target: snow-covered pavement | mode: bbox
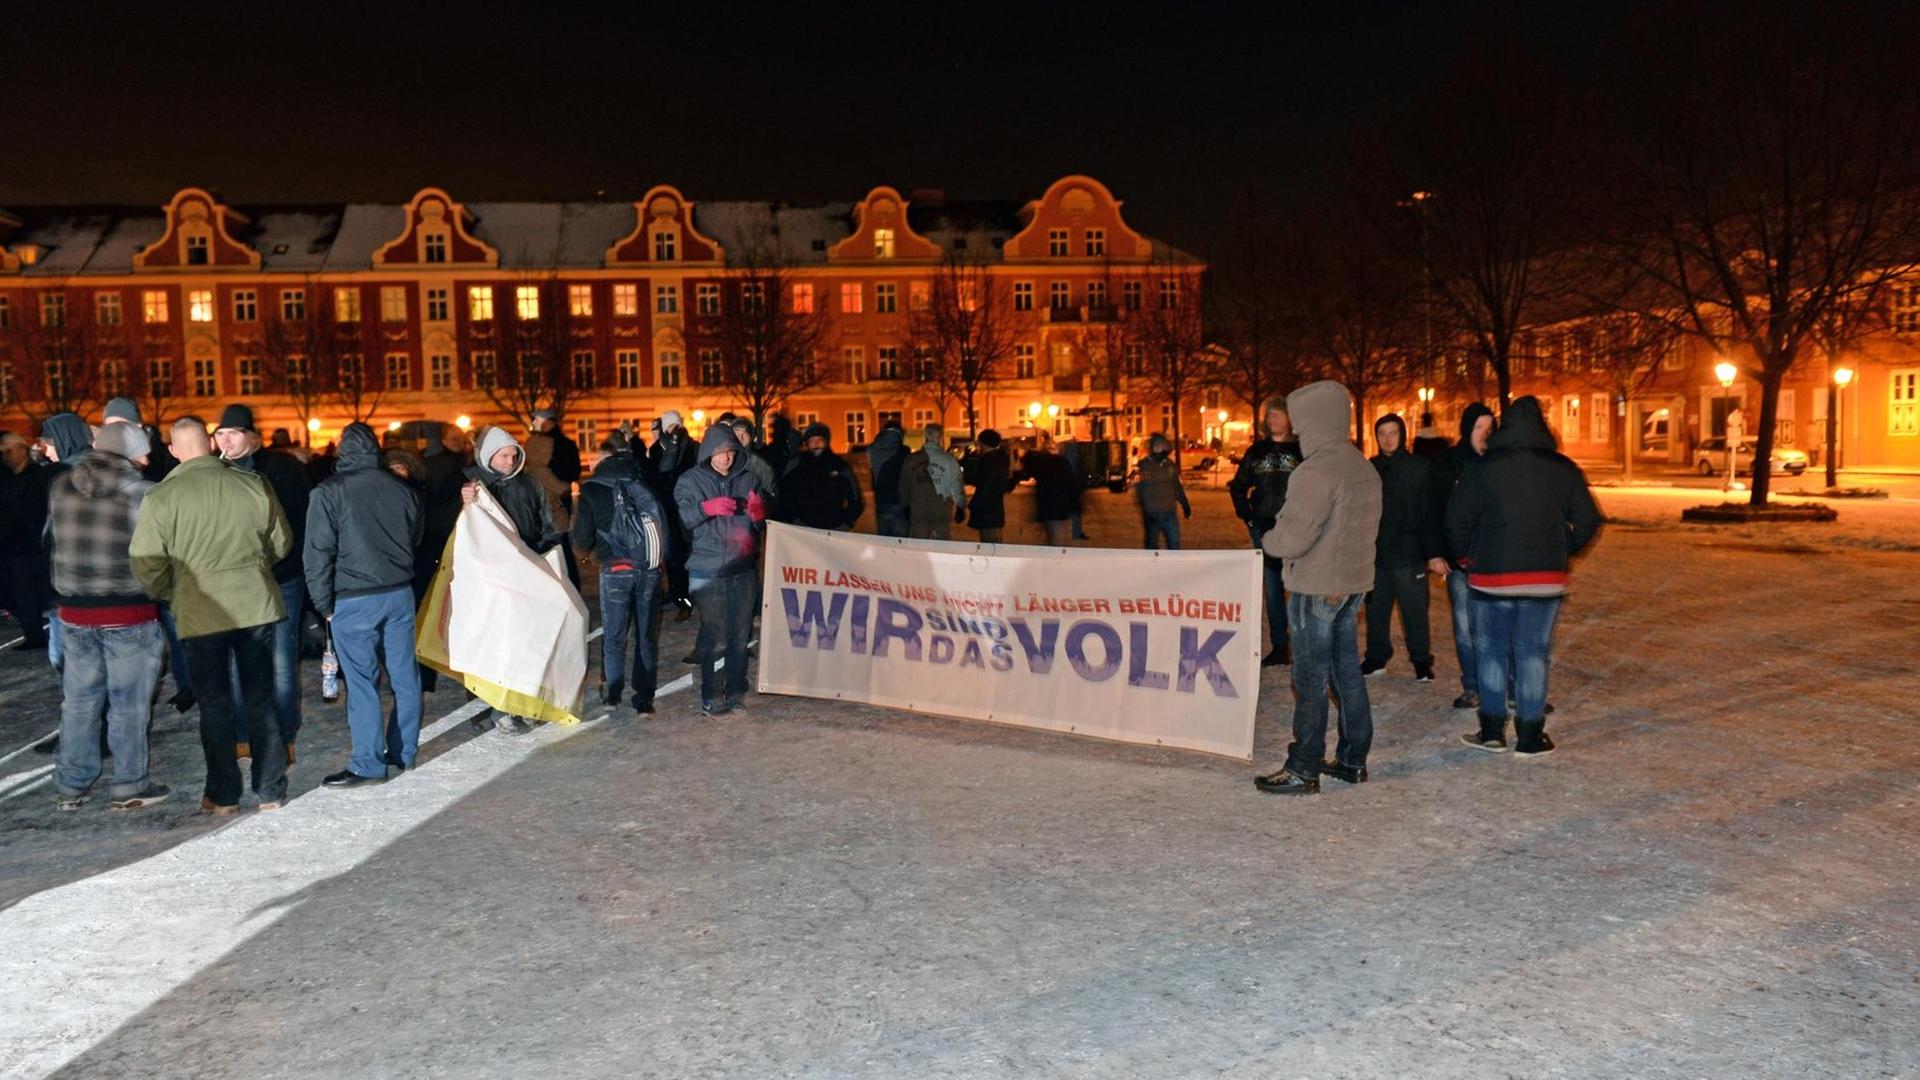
[1,488,1915,1078]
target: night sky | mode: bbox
[7,1,1611,257]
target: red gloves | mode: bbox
[746,491,768,524]
[700,496,737,517]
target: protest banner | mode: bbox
[758,523,1261,758]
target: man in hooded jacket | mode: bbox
[1255,381,1382,796]
[650,411,699,614]
[574,431,671,713]
[867,421,909,537]
[781,423,864,531]
[1362,412,1445,682]
[462,426,557,553]
[11,413,93,661]
[674,425,766,715]
[1436,403,1496,710]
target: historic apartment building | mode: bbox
[0,176,1209,453]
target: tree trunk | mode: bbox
[1748,364,1786,506]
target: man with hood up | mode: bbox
[780,423,864,531]
[48,422,172,811]
[1362,412,1445,683]
[1446,396,1600,757]
[462,425,557,553]
[1230,397,1304,667]
[306,422,424,786]
[103,397,178,482]
[649,411,699,617]
[1255,381,1382,796]
[1436,403,1497,710]
[727,417,779,504]
[900,424,967,540]
[867,420,909,537]
[674,425,766,716]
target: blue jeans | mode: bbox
[690,572,754,708]
[54,619,164,798]
[1142,510,1181,550]
[875,505,910,538]
[47,613,62,670]
[1470,594,1562,723]
[331,586,422,777]
[1283,592,1372,777]
[159,603,191,695]
[1447,571,1476,694]
[600,567,661,705]
[1251,526,1289,659]
[230,577,305,747]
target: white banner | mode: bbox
[758,523,1261,759]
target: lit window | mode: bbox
[1563,394,1582,440]
[695,284,720,315]
[1050,281,1071,310]
[875,283,897,313]
[1013,282,1034,311]
[386,352,411,390]
[876,346,900,379]
[568,284,594,318]
[658,350,682,388]
[186,234,210,265]
[192,357,218,397]
[613,284,639,317]
[40,293,66,327]
[845,411,868,447]
[654,232,677,261]
[843,346,865,383]
[332,287,359,322]
[237,356,262,395]
[381,286,407,323]
[874,228,895,259]
[424,232,447,263]
[1048,229,1069,256]
[143,290,170,323]
[841,282,863,314]
[616,349,642,389]
[910,281,929,310]
[1015,344,1036,379]
[1122,281,1143,310]
[469,286,494,321]
[426,288,450,321]
[429,354,453,390]
[95,293,122,326]
[1085,229,1105,257]
[571,350,596,389]
[232,290,257,322]
[188,290,214,323]
[516,285,540,320]
[281,289,306,322]
[790,283,814,314]
[1892,369,1919,436]
[472,351,496,389]
[656,284,679,314]
[699,349,723,386]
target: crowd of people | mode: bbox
[0,380,1597,812]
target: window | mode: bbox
[658,350,683,388]
[1122,280,1144,310]
[569,284,594,318]
[232,289,257,322]
[1892,369,1919,436]
[0,362,14,404]
[1159,278,1179,309]
[575,419,597,452]
[651,283,676,314]
[515,285,540,321]
[912,408,935,429]
[188,289,214,323]
[386,352,411,390]
[426,288,450,322]
[1893,283,1920,335]
[472,351,496,389]
[653,231,677,261]
[1562,394,1582,440]
[875,283,897,313]
[840,282,863,314]
[1160,404,1175,433]
[910,281,929,310]
[876,345,900,380]
[1085,229,1105,257]
[845,410,868,447]
[1048,228,1069,256]
[1015,344,1036,379]
[1123,344,1145,377]
[874,228,895,259]
[284,354,308,390]
[143,290,170,323]
[429,353,453,390]
[793,411,820,431]
[878,410,903,430]
[695,283,720,315]
[100,358,127,397]
[1592,394,1611,444]
[237,355,262,395]
[95,292,122,326]
[742,282,766,314]
[616,349,642,389]
[1053,342,1073,375]
[1086,281,1108,310]
[40,293,65,327]
[613,283,639,317]
[1014,282,1034,311]
[192,356,218,397]
[280,288,305,322]
[699,348,723,385]
[1050,281,1071,310]
[469,286,494,321]
[1054,416,1072,437]
[381,286,408,323]
[148,356,175,398]
[912,346,936,382]
[571,350,596,389]
[843,346,866,383]
[339,354,364,391]
[334,287,360,322]
[42,358,67,401]
[186,234,210,265]
[790,282,813,313]
[424,232,448,263]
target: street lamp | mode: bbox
[1027,401,1043,419]
[454,414,472,432]
[1828,366,1854,487]
[1216,409,1229,423]
[305,416,320,448]
[1416,386,1435,427]
[1714,362,1738,491]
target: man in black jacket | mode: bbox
[573,431,670,713]
[1445,397,1601,756]
[649,411,699,615]
[780,423,864,531]
[1362,412,1445,682]
[1229,396,1304,666]
[306,423,424,785]
[1435,403,1496,709]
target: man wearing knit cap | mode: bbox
[103,396,178,483]
[48,422,171,811]
[101,397,189,706]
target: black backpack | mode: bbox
[595,476,670,570]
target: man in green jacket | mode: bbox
[131,417,293,814]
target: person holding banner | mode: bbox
[460,427,561,734]
[1254,380,1382,796]
[673,425,767,717]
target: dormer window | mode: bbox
[874,228,895,259]
[654,231,677,261]
[1085,229,1106,257]
[186,235,210,265]
[1048,229,1069,256]
[424,232,448,264]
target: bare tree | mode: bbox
[1605,2,1920,504]
[251,278,338,434]
[1210,203,1312,418]
[1126,260,1213,460]
[690,251,832,433]
[477,274,596,427]
[1555,313,1681,479]
[0,283,105,422]
[906,253,1026,436]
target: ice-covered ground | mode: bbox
[1,485,1915,1078]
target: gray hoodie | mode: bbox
[673,425,764,577]
[1261,381,1381,595]
[465,425,555,551]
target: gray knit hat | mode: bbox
[104,397,143,425]
[94,421,152,461]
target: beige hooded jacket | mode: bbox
[1260,380,1381,595]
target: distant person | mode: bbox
[780,423,863,531]
[1361,412,1445,683]
[17,413,94,666]
[1229,397,1303,667]
[1132,433,1191,550]
[1445,396,1601,757]
[1254,382,1382,796]
[868,420,909,537]
[963,430,1011,544]
[524,424,579,588]
[900,424,967,541]
[1059,440,1090,540]
[1016,442,1082,547]
[674,425,766,716]
[649,411,699,619]
[1435,403,1496,710]
[131,417,292,814]
[0,430,52,650]
[531,408,582,501]
[727,417,778,506]
[574,430,672,713]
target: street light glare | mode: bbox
[1714,361,1738,386]
[1834,367,1855,387]
[305,418,321,432]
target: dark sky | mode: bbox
[6,1,1609,257]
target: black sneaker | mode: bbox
[1413,664,1435,683]
[682,652,698,665]
[1462,713,1508,753]
[701,701,732,718]
[1513,730,1556,758]
[169,689,197,713]
[1451,691,1480,710]
[323,769,387,788]
[632,698,656,715]
[109,783,172,810]
[1321,761,1368,784]
[1254,769,1319,795]
[601,679,624,707]
[1360,659,1387,678]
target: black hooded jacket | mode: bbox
[1435,402,1497,494]
[304,423,424,617]
[1445,397,1602,585]
[781,432,864,530]
[1370,413,1445,567]
[418,422,468,560]
[231,445,312,584]
[1229,435,1304,532]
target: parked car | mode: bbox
[1693,437,1810,476]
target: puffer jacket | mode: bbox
[129,455,292,637]
[49,450,153,608]
[465,426,558,552]
[1445,396,1602,598]
[304,423,424,617]
[1261,381,1382,596]
[674,426,764,577]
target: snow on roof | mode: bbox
[692,201,857,264]
[327,205,406,269]
[240,209,341,272]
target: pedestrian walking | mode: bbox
[780,423,863,531]
[1253,381,1382,796]
[1435,403,1496,709]
[1133,433,1191,550]
[574,431,671,713]
[306,423,424,786]
[1229,397,1303,667]
[868,420,909,538]
[963,430,1011,544]
[674,425,766,716]
[900,424,967,541]
[1361,413,1445,682]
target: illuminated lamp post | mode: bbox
[454,414,472,432]
[1827,366,1854,487]
[305,416,321,447]
[1714,361,1738,492]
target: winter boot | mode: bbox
[1413,663,1435,682]
[1460,712,1508,753]
[1512,719,1555,758]
[602,679,624,707]
[1451,691,1480,710]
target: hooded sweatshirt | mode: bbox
[40,413,93,464]
[1445,396,1602,598]
[49,450,156,621]
[867,426,907,510]
[304,423,424,617]
[417,421,468,560]
[466,425,556,552]
[1369,412,1445,568]
[673,426,763,577]
[1261,381,1382,595]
